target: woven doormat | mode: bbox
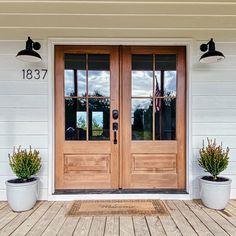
[67,200,169,216]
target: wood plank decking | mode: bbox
[0,200,236,235]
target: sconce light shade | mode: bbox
[16,37,42,62]
[199,38,225,63]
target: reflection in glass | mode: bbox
[132,99,153,140]
[89,99,110,140]
[77,70,86,96]
[88,54,110,97]
[154,71,176,97]
[132,55,153,97]
[155,98,176,140]
[155,54,176,71]
[64,70,75,96]
[65,99,86,140]
[64,54,86,97]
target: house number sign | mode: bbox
[22,69,48,80]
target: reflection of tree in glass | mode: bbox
[132,100,152,140]
[92,119,103,136]
[65,98,86,140]
[77,116,86,130]
[163,91,176,106]
[89,93,110,140]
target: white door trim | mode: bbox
[47,38,193,201]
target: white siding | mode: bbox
[191,41,236,198]
[0,41,48,200]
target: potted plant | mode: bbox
[198,138,231,210]
[5,146,41,212]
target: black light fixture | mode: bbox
[16,37,42,62]
[199,38,225,63]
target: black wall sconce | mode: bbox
[16,37,42,62]
[199,38,225,63]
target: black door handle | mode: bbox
[113,122,118,144]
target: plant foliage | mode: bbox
[9,146,41,181]
[198,138,229,180]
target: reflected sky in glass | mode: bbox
[155,70,176,97]
[88,71,110,97]
[64,70,74,96]
[77,70,86,96]
[131,99,152,123]
[64,70,86,96]
[132,71,153,97]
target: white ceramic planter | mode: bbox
[200,176,231,210]
[6,177,39,212]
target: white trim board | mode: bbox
[48,194,192,201]
[48,37,193,201]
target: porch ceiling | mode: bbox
[0,1,236,40]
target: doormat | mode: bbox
[67,200,169,216]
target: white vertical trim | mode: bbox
[47,38,193,200]
[48,40,55,199]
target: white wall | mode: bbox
[0,39,236,200]
[0,41,49,200]
[191,42,236,198]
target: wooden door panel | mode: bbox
[130,173,178,188]
[64,154,111,173]
[55,46,119,190]
[121,46,186,190]
[132,154,176,172]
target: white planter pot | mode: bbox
[200,176,231,210]
[6,177,39,212]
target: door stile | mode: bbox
[55,46,65,189]
[121,46,132,188]
[176,47,186,189]
[110,47,120,188]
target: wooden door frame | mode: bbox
[47,38,192,199]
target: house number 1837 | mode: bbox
[22,69,48,80]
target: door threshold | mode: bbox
[54,189,188,195]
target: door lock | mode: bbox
[112,110,119,119]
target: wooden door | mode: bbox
[55,45,186,191]
[55,46,119,189]
[121,46,186,189]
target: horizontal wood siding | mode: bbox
[0,41,48,200]
[191,41,236,198]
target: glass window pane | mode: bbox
[65,98,87,140]
[155,98,176,140]
[64,70,75,96]
[77,70,86,97]
[155,54,176,97]
[132,55,153,97]
[132,99,153,140]
[155,54,176,71]
[64,54,86,97]
[88,54,110,97]
[88,99,110,140]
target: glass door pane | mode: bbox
[64,54,110,141]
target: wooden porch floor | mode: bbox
[1,200,236,235]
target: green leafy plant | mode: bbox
[9,146,41,181]
[198,138,229,180]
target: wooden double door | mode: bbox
[55,45,186,191]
